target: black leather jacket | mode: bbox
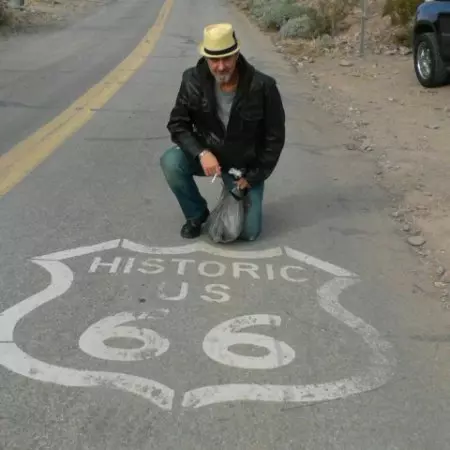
[166,54,285,185]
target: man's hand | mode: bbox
[236,178,250,190]
[199,150,221,177]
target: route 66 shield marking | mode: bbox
[0,239,396,411]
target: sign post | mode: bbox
[359,0,367,57]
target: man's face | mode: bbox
[206,53,239,83]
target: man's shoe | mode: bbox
[180,210,210,239]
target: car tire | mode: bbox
[413,32,448,88]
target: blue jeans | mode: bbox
[160,145,265,241]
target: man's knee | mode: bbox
[160,146,187,182]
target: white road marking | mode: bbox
[0,342,173,410]
[182,277,395,409]
[0,239,396,411]
[203,314,296,370]
[182,373,381,408]
[172,258,196,275]
[89,256,122,273]
[79,311,170,361]
[279,265,307,283]
[0,259,174,410]
[88,255,308,283]
[0,260,73,342]
[138,258,165,274]
[285,246,357,278]
[201,284,231,303]
[35,239,121,261]
[157,281,188,301]
[198,261,226,277]
[122,239,284,259]
[123,257,135,273]
[318,277,393,366]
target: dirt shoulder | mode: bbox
[1,0,111,36]
[232,0,450,309]
[297,52,450,270]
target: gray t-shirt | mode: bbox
[215,83,235,129]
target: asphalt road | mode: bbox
[1,0,450,449]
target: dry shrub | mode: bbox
[279,14,318,39]
[248,0,360,42]
[391,18,414,46]
[260,1,317,30]
[313,0,360,36]
[383,0,421,25]
[382,0,419,48]
[249,0,270,19]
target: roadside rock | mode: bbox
[345,142,358,151]
[399,47,412,56]
[360,139,374,152]
[408,235,426,247]
[339,59,353,67]
[440,271,450,284]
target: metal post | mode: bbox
[359,0,367,57]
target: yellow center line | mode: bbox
[0,0,174,198]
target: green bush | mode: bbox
[279,15,317,39]
[259,1,317,31]
[249,0,270,19]
[383,0,422,25]
[250,0,358,40]
[317,34,335,49]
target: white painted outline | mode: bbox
[0,239,396,410]
[182,277,395,408]
[0,256,173,410]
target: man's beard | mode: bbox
[213,72,232,83]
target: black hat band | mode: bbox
[204,42,238,56]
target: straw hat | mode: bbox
[198,23,240,58]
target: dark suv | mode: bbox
[413,0,450,87]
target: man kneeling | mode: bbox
[161,23,286,241]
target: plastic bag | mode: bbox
[205,182,246,244]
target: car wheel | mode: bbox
[414,32,448,88]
